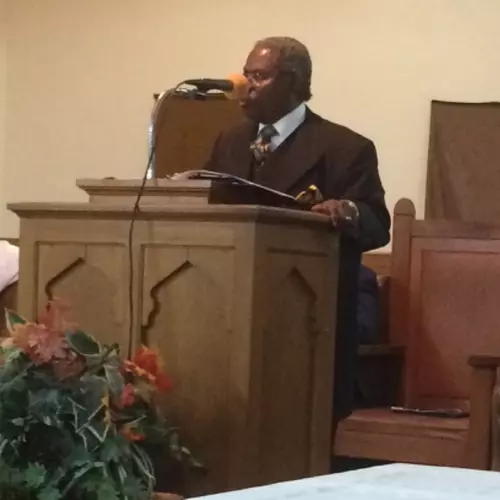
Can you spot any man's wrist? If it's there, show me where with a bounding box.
[341,200,359,224]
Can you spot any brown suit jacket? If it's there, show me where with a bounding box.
[205,109,390,419]
[205,109,390,252]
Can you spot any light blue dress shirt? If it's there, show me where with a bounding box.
[257,102,306,152]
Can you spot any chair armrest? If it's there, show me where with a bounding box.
[465,355,499,469]
[469,355,500,369]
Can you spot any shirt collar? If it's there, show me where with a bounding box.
[258,102,306,142]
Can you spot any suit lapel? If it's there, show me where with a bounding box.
[226,120,256,179]
[254,110,327,193]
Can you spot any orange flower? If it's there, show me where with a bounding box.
[8,322,67,364]
[154,372,173,392]
[37,298,76,333]
[3,315,84,378]
[131,346,160,374]
[124,346,172,392]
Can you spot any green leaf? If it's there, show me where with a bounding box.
[95,481,119,500]
[130,443,155,494]
[86,421,110,444]
[38,485,62,500]
[0,344,23,366]
[63,445,92,469]
[4,309,27,334]
[65,330,101,357]
[123,475,148,500]
[104,364,124,399]
[77,470,119,500]
[29,389,62,424]
[79,374,107,413]
[23,462,47,489]
[100,439,122,464]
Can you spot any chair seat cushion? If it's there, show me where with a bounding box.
[334,408,469,466]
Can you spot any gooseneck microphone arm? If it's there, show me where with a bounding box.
[147,89,172,180]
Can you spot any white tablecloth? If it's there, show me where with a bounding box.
[194,464,500,500]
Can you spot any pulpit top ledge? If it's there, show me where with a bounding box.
[7,178,335,231]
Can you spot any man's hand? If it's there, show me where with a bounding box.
[311,199,359,227]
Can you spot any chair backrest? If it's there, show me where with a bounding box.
[389,199,500,410]
[152,92,243,178]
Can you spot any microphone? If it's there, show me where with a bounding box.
[184,78,233,91]
[184,74,249,100]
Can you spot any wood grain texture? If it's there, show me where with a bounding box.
[12,180,338,495]
[361,252,391,276]
[335,408,468,466]
[153,93,243,178]
[335,198,500,470]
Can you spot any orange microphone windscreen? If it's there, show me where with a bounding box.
[224,73,249,100]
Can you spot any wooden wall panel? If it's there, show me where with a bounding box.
[36,242,128,348]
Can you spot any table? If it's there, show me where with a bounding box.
[193,463,500,499]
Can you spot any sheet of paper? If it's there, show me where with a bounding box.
[192,464,500,500]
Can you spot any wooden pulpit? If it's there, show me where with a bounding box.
[8,179,339,495]
[152,93,243,177]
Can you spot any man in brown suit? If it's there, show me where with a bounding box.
[205,37,390,421]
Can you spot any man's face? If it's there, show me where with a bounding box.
[240,46,295,124]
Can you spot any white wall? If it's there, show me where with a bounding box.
[2,0,500,236]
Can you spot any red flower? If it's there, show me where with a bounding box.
[154,372,173,391]
[119,383,136,407]
[124,346,172,392]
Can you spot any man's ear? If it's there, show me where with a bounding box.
[290,70,304,101]
[281,69,300,99]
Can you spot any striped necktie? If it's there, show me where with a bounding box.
[250,124,278,166]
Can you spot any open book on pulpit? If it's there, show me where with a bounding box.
[169,170,323,208]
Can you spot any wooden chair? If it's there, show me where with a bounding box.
[468,355,500,471]
[334,198,500,469]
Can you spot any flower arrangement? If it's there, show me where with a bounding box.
[0,300,199,500]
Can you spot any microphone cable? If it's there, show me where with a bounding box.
[127,82,185,356]
[126,74,246,355]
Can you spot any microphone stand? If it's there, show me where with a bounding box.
[129,82,220,354]
[128,82,183,353]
